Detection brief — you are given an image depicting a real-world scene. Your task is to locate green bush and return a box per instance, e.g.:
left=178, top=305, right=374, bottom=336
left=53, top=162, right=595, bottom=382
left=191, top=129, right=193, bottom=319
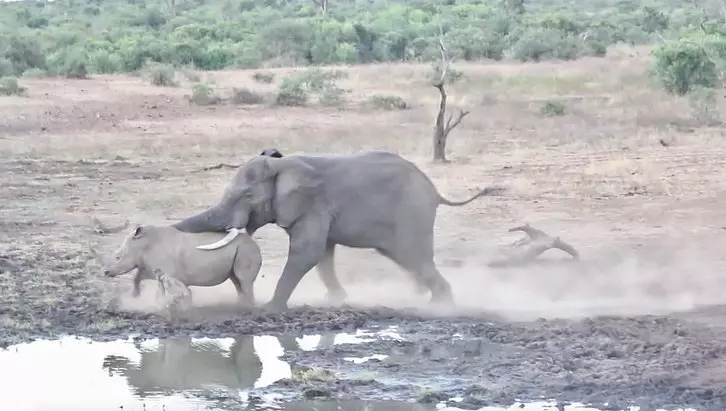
left=0, top=0, right=719, bottom=75
left=252, top=72, right=276, bottom=84
left=144, top=62, right=177, bottom=87
left=319, top=86, right=345, bottom=107
left=651, top=40, right=719, bottom=96
left=22, top=68, right=48, bottom=78
left=0, top=77, right=26, bottom=96
left=46, top=48, right=89, bottom=79
left=687, top=85, right=721, bottom=126
left=509, top=28, right=584, bottom=62
left=274, top=77, right=308, bottom=107
left=0, top=58, right=14, bottom=77
left=191, top=82, right=221, bottom=105
left=369, top=94, right=410, bottom=110
left=89, top=50, right=122, bottom=74
left=274, top=69, right=348, bottom=107
left=540, top=100, right=566, bottom=116
left=429, top=61, right=464, bottom=85
left=231, top=87, right=265, bottom=105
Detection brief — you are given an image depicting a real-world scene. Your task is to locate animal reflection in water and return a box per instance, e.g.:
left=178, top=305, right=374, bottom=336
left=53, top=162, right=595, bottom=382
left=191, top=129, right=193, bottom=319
left=102, top=333, right=338, bottom=396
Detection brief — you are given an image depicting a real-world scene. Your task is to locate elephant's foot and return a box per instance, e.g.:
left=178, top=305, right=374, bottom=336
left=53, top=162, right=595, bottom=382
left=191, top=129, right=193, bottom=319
left=413, top=281, right=428, bottom=295
left=261, top=299, right=288, bottom=313
left=107, top=296, right=122, bottom=312
left=323, top=290, right=347, bottom=306
left=428, top=286, right=455, bottom=308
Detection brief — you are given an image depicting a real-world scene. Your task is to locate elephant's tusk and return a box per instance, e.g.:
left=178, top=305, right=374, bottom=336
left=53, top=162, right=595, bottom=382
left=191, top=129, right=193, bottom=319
left=196, top=228, right=241, bottom=250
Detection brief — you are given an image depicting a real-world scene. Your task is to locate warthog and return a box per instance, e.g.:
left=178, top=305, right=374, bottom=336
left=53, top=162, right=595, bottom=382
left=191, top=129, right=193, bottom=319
left=101, top=225, right=263, bottom=307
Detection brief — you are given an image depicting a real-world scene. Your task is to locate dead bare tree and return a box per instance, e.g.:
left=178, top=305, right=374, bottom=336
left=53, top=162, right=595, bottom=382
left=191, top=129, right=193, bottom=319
left=312, top=0, right=329, bottom=15
left=432, top=36, right=470, bottom=163
left=165, top=0, right=176, bottom=16
left=487, top=223, right=580, bottom=268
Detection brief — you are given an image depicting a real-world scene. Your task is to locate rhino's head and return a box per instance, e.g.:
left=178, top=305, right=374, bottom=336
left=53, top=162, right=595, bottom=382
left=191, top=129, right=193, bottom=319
left=104, top=225, right=152, bottom=277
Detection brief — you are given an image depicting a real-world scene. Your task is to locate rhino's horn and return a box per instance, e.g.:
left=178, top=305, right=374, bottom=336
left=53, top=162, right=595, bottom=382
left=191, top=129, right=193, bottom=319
left=196, top=228, right=242, bottom=250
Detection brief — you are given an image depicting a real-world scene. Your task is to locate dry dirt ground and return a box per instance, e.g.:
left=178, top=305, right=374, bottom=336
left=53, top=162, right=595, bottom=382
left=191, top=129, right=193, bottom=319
left=3, top=45, right=726, bottom=409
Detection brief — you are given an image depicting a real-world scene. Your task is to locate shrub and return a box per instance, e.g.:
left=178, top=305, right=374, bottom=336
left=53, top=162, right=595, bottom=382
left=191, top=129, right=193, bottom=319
left=0, top=58, right=14, bottom=77
left=22, top=68, right=48, bottom=78
left=369, top=94, right=409, bottom=110
left=89, top=50, right=122, bottom=74
left=46, top=48, right=89, bottom=79
left=273, top=69, right=348, bottom=107
left=144, top=62, right=177, bottom=87
left=687, top=85, right=721, bottom=126
left=231, top=87, right=265, bottom=105
left=274, top=77, right=308, bottom=106
left=509, top=28, right=583, bottom=62
left=252, top=71, right=275, bottom=84
left=0, top=77, right=26, bottom=96
left=191, top=82, right=221, bottom=105
left=651, top=40, right=719, bottom=96
left=429, top=61, right=464, bottom=85
left=319, top=86, right=345, bottom=107
left=540, top=100, right=566, bottom=116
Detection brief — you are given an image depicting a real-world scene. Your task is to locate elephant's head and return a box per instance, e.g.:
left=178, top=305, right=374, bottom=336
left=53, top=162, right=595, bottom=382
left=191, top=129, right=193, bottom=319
left=173, top=156, right=323, bottom=239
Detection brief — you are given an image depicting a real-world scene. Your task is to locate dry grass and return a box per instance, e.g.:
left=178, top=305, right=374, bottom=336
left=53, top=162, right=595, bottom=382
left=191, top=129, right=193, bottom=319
left=3, top=44, right=726, bottom=321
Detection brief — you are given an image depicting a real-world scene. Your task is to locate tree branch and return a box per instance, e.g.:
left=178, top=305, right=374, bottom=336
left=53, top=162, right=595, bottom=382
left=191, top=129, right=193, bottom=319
left=192, top=163, right=241, bottom=173
left=431, top=31, right=467, bottom=163
left=487, top=223, right=580, bottom=268
left=444, top=109, right=471, bottom=135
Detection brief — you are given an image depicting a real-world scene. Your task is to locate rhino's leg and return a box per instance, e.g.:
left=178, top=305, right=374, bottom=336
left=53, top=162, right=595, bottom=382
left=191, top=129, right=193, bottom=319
left=229, top=273, right=255, bottom=308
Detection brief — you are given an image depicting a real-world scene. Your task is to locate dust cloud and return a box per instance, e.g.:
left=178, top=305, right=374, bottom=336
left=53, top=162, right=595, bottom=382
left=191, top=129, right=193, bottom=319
left=114, top=240, right=726, bottom=322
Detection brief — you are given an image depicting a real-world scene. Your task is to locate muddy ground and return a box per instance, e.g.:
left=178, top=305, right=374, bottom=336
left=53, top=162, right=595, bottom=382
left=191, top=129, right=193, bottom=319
left=4, top=51, right=726, bottom=410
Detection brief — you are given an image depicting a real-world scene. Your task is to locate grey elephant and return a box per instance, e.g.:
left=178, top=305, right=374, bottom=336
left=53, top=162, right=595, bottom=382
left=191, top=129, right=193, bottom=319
left=102, top=224, right=262, bottom=307
left=172, top=150, right=504, bottom=311
left=256, top=147, right=427, bottom=295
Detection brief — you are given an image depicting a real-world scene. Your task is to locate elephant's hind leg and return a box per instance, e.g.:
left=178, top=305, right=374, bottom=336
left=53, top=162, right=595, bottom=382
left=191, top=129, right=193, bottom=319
left=317, top=243, right=347, bottom=304
left=378, top=238, right=454, bottom=306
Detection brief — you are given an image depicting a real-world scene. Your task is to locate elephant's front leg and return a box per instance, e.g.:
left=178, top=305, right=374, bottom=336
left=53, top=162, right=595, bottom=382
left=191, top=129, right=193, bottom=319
left=263, top=219, right=328, bottom=312
left=317, top=242, right=347, bottom=305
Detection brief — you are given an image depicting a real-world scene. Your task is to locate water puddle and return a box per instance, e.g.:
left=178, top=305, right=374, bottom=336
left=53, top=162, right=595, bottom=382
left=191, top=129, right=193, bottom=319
left=0, top=325, right=693, bottom=411
left=0, top=326, right=403, bottom=411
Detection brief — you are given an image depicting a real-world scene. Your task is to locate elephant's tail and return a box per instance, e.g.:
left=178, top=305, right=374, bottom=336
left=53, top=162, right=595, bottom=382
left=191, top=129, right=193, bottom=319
left=438, top=185, right=506, bottom=207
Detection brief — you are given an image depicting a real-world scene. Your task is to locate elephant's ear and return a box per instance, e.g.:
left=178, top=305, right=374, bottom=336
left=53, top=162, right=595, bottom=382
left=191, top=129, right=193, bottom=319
left=268, top=158, right=323, bottom=229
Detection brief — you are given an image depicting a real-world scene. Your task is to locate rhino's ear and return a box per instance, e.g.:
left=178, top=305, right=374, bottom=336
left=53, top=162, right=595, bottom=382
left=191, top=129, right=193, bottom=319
left=132, top=226, right=144, bottom=239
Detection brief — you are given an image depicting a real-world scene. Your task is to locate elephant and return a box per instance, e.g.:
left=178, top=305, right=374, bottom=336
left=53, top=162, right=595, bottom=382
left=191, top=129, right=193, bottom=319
left=100, top=224, right=262, bottom=307
left=171, top=150, right=505, bottom=311
left=256, top=148, right=428, bottom=295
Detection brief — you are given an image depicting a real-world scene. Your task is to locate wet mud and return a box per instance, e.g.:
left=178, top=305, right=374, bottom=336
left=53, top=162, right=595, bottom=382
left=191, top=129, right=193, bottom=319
left=2, top=162, right=726, bottom=411
left=3, top=302, right=726, bottom=410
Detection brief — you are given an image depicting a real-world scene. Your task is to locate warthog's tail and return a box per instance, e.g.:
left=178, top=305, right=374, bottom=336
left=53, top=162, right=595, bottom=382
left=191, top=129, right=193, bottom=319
left=438, top=185, right=506, bottom=207
left=196, top=228, right=242, bottom=251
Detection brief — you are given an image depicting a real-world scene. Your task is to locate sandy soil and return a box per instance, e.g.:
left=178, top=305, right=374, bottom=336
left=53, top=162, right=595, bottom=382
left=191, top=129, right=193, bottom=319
left=3, top=45, right=726, bottom=409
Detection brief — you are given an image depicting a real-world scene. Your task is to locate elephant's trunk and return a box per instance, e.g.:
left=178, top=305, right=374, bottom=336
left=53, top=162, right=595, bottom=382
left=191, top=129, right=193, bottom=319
left=172, top=206, right=228, bottom=234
